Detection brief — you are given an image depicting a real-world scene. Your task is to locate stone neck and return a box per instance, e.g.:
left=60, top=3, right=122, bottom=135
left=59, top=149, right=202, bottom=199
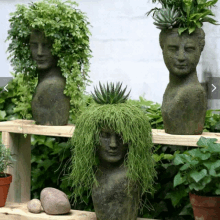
left=169, top=70, right=199, bottom=88
left=37, top=66, right=63, bottom=84
left=98, top=160, right=125, bottom=174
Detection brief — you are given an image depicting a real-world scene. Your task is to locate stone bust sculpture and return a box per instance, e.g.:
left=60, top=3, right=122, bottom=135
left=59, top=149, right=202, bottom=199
left=92, top=128, right=140, bottom=220
left=6, top=0, right=91, bottom=124
left=160, top=28, right=207, bottom=135
left=30, top=29, right=70, bottom=125
left=66, top=82, right=156, bottom=220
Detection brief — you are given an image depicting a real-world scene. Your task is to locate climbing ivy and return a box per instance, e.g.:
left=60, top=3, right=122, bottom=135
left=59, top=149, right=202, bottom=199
left=6, top=0, right=92, bottom=120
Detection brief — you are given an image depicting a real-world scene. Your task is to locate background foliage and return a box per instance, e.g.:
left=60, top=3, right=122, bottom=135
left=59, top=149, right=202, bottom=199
left=6, top=0, right=92, bottom=120
left=1, top=75, right=220, bottom=219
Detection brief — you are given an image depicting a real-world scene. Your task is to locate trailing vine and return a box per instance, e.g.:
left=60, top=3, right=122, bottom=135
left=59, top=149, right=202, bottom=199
left=6, top=0, right=92, bottom=120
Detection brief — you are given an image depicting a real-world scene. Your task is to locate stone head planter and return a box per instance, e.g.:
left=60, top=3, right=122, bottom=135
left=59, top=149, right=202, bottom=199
left=67, top=82, right=156, bottom=220
left=159, top=28, right=207, bottom=135
left=30, top=29, right=70, bottom=126
left=6, top=0, right=91, bottom=124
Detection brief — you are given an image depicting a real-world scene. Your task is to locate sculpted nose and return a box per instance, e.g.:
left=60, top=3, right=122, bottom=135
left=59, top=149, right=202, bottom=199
left=177, top=48, right=185, bottom=61
left=110, top=134, right=117, bottom=148
left=37, top=44, right=43, bottom=56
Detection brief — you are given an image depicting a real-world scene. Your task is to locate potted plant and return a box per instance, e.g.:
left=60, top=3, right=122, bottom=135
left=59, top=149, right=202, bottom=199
left=65, top=82, right=157, bottom=220
left=172, top=136, right=220, bottom=219
left=146, top=0, right=219, bottom=135
left=0, top=143, right=16, bottom=207
left=6, top=0, right=92, bottom=124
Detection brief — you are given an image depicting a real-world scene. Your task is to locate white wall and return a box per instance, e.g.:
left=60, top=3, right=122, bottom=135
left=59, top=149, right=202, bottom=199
left=0, top=0, right=219, bottom=106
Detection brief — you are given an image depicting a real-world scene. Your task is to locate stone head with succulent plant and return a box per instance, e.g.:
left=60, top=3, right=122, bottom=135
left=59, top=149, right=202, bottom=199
left=146, top=0, right=215, bottom=135
left=66, top=82, right=156, bottom=220
left=6, top=0, right=92, bottom=124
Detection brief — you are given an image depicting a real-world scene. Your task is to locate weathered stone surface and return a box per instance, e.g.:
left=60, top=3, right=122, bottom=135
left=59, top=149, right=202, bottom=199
left=159, top=28, right=207, bottom=135
left=92, top=129, right=140, bottom=220
left=27, top=199, right=42, bottom=213
left=30, top=30, right=70, bottom=126
left=40, top=187, right=71, bottom=215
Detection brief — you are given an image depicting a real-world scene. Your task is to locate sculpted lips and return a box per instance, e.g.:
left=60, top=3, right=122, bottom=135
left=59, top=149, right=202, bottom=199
left=108, top=151, right=117, bottom=155
left=36, top=59, right=47, bottom=64
left=175, top=64, right=187, bottom=69
left=36, top=59, right=47, bottom=62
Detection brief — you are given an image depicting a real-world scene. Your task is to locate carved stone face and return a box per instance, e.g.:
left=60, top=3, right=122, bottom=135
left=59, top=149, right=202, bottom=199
left=98, top=129, right=128, bottom=164
left=162, top=32, right=201, bottom=77
left=30, top=31, right=56, bottom=71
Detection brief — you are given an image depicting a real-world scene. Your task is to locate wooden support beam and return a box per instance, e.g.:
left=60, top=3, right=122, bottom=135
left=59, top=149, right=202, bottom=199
left=2, top=132, right=31, bottom=203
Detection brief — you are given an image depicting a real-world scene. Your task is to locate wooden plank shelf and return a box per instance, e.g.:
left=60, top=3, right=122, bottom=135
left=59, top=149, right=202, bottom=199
left=0, top=119, right=75, bottom=138
left=0, top=203, right=157, bottom=220
left=152, top=129, right=220, bottom=147
left=0, top=119, right=220, bottom=146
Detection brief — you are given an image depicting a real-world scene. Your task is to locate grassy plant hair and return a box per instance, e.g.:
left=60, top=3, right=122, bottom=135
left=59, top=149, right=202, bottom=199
left=6, top=0, right=92, bottom=119
left=66, top=102, right=157, bottom=208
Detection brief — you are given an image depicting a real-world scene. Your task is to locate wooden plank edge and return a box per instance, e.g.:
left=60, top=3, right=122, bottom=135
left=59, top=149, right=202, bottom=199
left=0, top=202, right=158, bottom=220
left=152, top=129, right=220, bottom=146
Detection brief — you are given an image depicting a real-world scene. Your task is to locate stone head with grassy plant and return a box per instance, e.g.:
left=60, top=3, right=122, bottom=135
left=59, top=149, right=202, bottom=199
left=66, top=82, right=156, bottom=220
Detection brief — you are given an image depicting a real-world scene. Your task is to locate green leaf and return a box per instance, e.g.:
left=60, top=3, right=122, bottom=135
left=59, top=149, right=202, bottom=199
left=165, top=185, right=188, bottom=207
left=187, top=148, right=211, bottom=160
left=152, top=153, right=164, bottom=162
left=201, top=175, right=212, bottom=186
left=44, top=137, right=55, bottom=149
left=197, top=136, right=217, bottom=148
left=174, top=172, right=186, bottom=187
left=189, top=182, right=206, bottom=191
left=40, top=159, right=55, bottom=171
left=178, top=27, right=188, bottom=35
left=204, top=160, right=220, bottom=170
left=0, top=111, right=6, bottom=120
left=189, top=169, right=207, bottom=182
left=196, top=21, right=202, bottom=28
left=189, top=26, right=196, bottom=34
left=215, top=189, right=220, bottom=195
left=209, top=169, right=220, bottom=177
left=180, top=163, right=190, bottom=171
left=163, top=154, right=174, bottom=160
left=197, top=0, right=207, bottom=4
left=202, top=16, right=218, bottom=24
left=173, top=154, right=192, bottom=165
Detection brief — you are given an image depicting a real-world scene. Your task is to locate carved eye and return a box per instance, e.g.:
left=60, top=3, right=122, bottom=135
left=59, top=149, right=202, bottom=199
left=42, top=43, right=51, bottom=49
left=168, top=46, right=178, bottom=51
left=185, top=47, right=195, bottom=52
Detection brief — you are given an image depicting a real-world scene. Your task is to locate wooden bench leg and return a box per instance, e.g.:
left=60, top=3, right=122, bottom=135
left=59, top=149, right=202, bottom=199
left=2, top=132, right=31, bottom=203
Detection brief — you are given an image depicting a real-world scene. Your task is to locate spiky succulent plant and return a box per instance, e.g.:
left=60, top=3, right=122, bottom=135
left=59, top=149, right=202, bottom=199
left=147, top=0, right=219, bottom=35
left=91, top=82, right=131, bottom=104
left=153, top=5, right=180, bottom=30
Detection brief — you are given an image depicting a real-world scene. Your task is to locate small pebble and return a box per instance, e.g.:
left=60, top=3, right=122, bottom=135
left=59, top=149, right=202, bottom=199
left=27, top=199, right=42, bottom=213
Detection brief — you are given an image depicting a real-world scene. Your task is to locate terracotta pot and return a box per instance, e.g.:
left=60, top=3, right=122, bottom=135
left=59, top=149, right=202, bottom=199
left=0, top=173, right=12, bottom=207
left=189, top=192, right=220, bottom=220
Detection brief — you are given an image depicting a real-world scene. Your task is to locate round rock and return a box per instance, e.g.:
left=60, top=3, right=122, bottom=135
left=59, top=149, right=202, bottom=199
left=40, top=187, right=71, bottom=215
left=27, top=199, right=42, bottom=213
